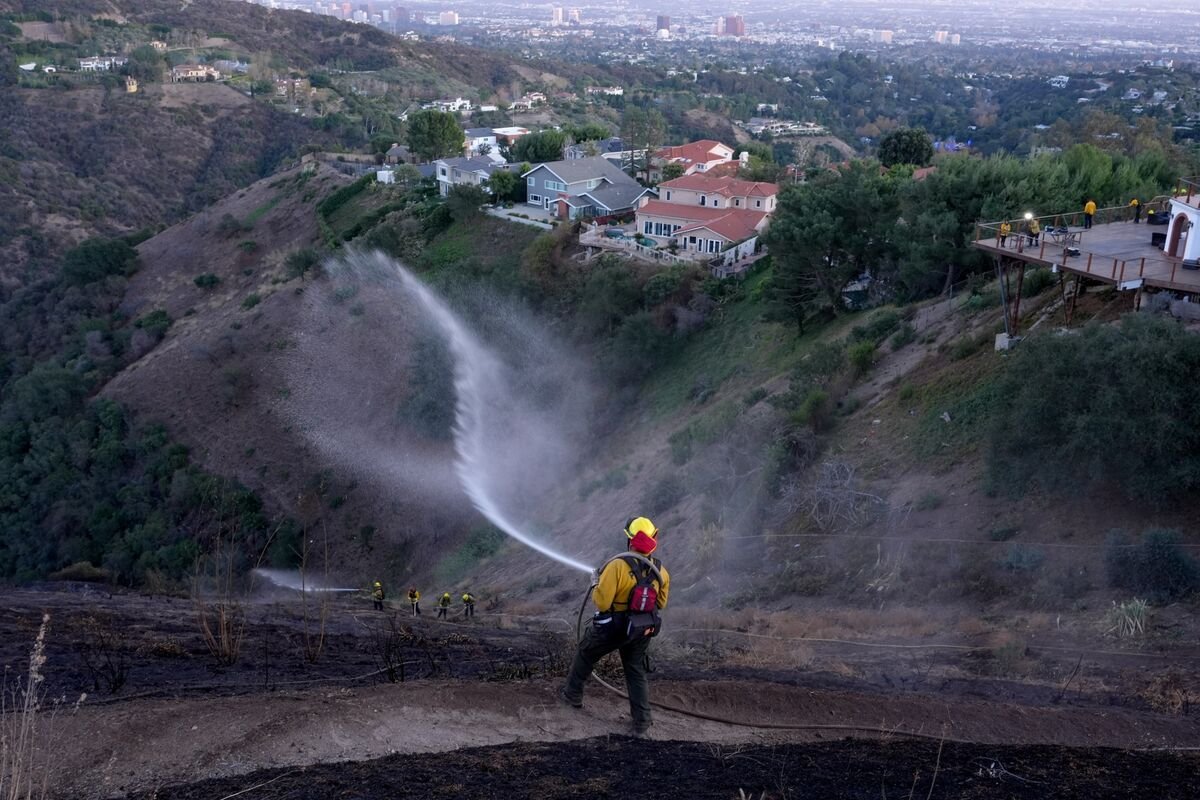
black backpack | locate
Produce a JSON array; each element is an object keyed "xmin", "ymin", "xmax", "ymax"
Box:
[{"xmin": 620, "ymin": 555, "xmax": 663, "ymax": 643}]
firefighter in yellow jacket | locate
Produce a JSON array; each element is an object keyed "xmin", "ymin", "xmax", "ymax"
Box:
[
  {"xmin": 407, "ymin": 587, "xmax": 421, "ymax": 616},
  {"xmin": 437, "ymin": 592, "xmax": 452, "ymax": 619},
  {"xmin": 371, "ymin": 581, "xmax": 385, "ymax": 611},
  {"xmin": 462, "ymin": 591, "xmax": 476, "ymax": 618},
  {"xmin": 560, "ymin": 515, "xmax": 670, "ymax": 736}
]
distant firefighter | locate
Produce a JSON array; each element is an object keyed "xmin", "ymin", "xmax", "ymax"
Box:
[
  {"xmin": 1083, "ymin": 199, "xmax": 1096, "ymax": 229},
  {"xmin": 462, "ymin": 592, "xmax": 476, "ymax": 618},
  {"xmin": 561, "ymin": 515, "xmax": 670, "ymax": 737},
  {"xmin": 437, "ymin": 592, "xmax": 452, "ymax": 619},
  {"xmin": 371, "ymin": 581, "xmax": 385, "ymax": 611},
  {"xmin": 408, "ymin": 587, "xmax": 421, "ymax": 616},
  {"xmin": 1131, "ymin": 197, "xmax": 1141, "ymax": 224},
  {"xmin": 999, "ymin": 221, "xmax": 1011, "ymax": 248}
]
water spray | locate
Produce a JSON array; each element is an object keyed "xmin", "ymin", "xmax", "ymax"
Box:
[{"xmin": 389, "ymin": 263, "xmax": 594, "ymax": 575}]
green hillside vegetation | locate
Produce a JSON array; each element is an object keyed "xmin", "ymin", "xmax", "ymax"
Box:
[{"xmin": 0, "ymin": 235, "xmax": 291, "ymax": 583}]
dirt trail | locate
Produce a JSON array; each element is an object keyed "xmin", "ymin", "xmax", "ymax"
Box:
[{"xmin": 48, "ymin": 677, "xmax": 1200, "ymax": 799}]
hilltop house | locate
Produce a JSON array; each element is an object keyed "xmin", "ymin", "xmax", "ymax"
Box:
[
  {"xmin": 79, "ymin": 56, "xmax": 128, "ymax": 72},
  {"xmin": 656, "ymin": 174, "xmax": 779, "ymax": 213},
  {"xmin": 386, "ymin": 144, "xmax": 419, "ymax": 165},
  {"xmin": 564, "ymin": 137, "xmax": 646, "ymax": 167},
  {"xmin": 171, "ymin": 64, "xmax": 220, "ymax": 82},
  {"xmin": 424, "ymin": 97, "xmax": 474, "ymax": 115},
  {"xmin": 463, "ymin": 127, "xmax": 498, "ymax": 155},
  {"xmin": 647, "ymin": 139, "xmax": 736, "ymax": 182},
  {"xmin": 434, "ymin": 156, "xmax": 517, "ymax": 196},
  {"xmin": 522, "ymin": 157, "xmax": 655, "ymax": 220},
  {"xmin": 635, "ymin": 200, "xmax": 768, "ymax": 260}
]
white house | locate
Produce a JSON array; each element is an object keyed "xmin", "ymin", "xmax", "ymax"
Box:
[
  {"xmin": 635, "ymin": 200, "xmax": 768, "ymax": 257},
  {"xmin": 79, "ymin": 56, "xmax": 128, "ymax": 72},
  {"xmin": 463, "ymin": 127, "xmax": 498, "ymax": 155},
  {"xmin": 1165, "ymin": 192, "xmax": 1200, "ymax": 263},
  {"xmin": 376, "ymin": 169, "xmax": 396, "ymax": 185},
  {"xmin": 434, "ymin": 156, "xmax": 516, "ymax": 196}
]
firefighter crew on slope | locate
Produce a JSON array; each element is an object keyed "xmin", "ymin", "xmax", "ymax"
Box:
[{"xmin": 561, "ymin": 515, "xmax": 670, "ymax": 736}]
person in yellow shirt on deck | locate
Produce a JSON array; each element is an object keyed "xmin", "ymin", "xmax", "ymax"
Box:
[
  {"xmin": 1084, "ymin": 199, "xmax": 1097, "ymax": 229},
  {"xmin": 560, "ymin": 515, "xmax": 670, "ymax": 736}
]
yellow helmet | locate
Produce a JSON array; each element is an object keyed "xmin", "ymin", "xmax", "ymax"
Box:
[
  {"xmin": 374, "ymin": 581, "xmax": 381, "ymax": 587},
  {"xmin": 624, "ymin": 516, "xmax": 659, "ymax": 554}
]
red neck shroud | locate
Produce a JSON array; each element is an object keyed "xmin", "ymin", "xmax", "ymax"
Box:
[{"xmin": 629, "ymin": 530, "xmax": 657, "ymax": 555}]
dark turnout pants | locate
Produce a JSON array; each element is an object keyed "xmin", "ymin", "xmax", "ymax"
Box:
[{"xmin": 564, "ymin": 615, "xmax": 653, "ymax": 728}]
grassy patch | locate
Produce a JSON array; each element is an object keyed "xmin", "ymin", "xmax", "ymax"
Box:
[
  {"xmin": 910, "ymin": 356, "xmax": 1001, "ymax": 462},
  {"xmin": 243, "ymin": 194, "xmax": 284, "ymax": 226}
]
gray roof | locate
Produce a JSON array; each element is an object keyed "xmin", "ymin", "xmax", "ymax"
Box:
[
  {"xmin": 524, "ymin": 156, "xmax": 640, "ymax": 188},
  {"xmin": 464, "ymin": 127, "xmax": 495, "ymax": 138},
  {"xmin": 582, "ymin": 184, "xmax": 655, "ymax": 212},
  {"xmin": 387, "ymin": 144, "xmax": 411, "ymax": 156},
  {"xmin": 437, "ymin": 156, "xmax": 507, "ymax": 175}
]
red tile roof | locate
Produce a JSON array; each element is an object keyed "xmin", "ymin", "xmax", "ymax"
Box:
[
  {"xmin": 653, "ymin": 139, "xmax": 733, "ymax": 165},
  {"xmin": 638, "ymin": 200, "xmax": 767, "ymax": 242},
  {"xmin": 659, "ymin": 173, "xmax": 778, "ymax": 198}
]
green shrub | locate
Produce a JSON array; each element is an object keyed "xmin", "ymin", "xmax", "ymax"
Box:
[
  {"xmin": 1022, "ymin": 268, "xmax": 1055, "ymax": 297},
  {"xmin": 61, "ymin": 238, "xmax": 139, "ymax": 286},
  {"xmin": 890, "ymin": 322, "xmax": 917, "ymax": 348},
  {"xmin": 792, "ymin": 388, "xmax": 832, "ymax": 433},
  {"xmin": 285, "ymin": 248, "xmax": 321, "ymax": 280},
  {"xmin": 134, "ymin": 309, "xmax": 172, "ymax": 340},
  {"xmin": 238, "ymin": 240, "xmax": 258, "ymax": 254},
  {"xmin": 1001, "ymin": 544, "xmax": 1044, "ymax": 573},
  {"xmin": 849, "ymin": 310, "xmax": 900, "ymax": 345},
  {"xmin": 48, "ymin": 561, "xmax": 112, "ymax": 583},
  {"xmin": 848, "ymin": 340, "xmax": 876, "ymax": 374},
  {"xmin": 241, "ymin": 293, "xmax": 262, "ymax": 310},
  {"xmin": 194, "ymin": 273, "xmax": 220, "ymax": 289},
  {"xmin": 743, "ymin": 387, "xmax": 768, "ymax": 407},
  {"xmin": 987, "ymin": 315, "xmax": 1200, "ymax": 505}
]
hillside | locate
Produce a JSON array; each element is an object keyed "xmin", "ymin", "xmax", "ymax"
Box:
[{"xmin": 0, "ymin": 82, "xmax": 338, "ymax": 288}]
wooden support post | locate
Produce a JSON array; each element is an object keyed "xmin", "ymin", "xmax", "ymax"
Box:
[
  {"xmin": 1111, "ymin": 259, "xmax": 1118, "ymax": 279},
  {"xmin": 1011, "ymin": 262, "xmax": 1026, "ymax": 334},
  {"xmin": 1119, "ymin": 261, "xmax": 1126, "ymax": 283},
  {"xmin": 1086, "ymin": 252, "xmax": 1093, "ymax": 273},
  {"xmin": 1172, "ymin": 261, "xmax": 1178, "ymax": 285},
  {"xmin": 1140, "ymin": 257, "xmax": 1146, "ymax": 277},
  {"xmin": 1066, "ymin": 277, "xmax": 1083, "ymax": 326}
]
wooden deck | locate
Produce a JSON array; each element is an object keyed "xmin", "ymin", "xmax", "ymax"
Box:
[{"xmin": 974, "ymin": 219, "xmax": 1200, "ymax": 294}]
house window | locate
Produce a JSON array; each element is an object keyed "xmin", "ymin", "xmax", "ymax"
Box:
[
  {"xmin": 665, "ymin": 191, "xmax": 672, "ymax": 201},
  {"xmin": 700, "ymin": 195, "xmax": 706, "ymax": 206},
  {"xmin": 755, "ymin": 200, "xmax": 762, "ymax": 208},
  {"xmin": 734, "ymin": 199, "xmax": 741, "ymax": 207},
  {"xmin": 545, "ymin": 180, "xmax": 566, "ymax": 192},
  {"xmin": 529, "ymin": 194, "xmax": 542, "ymax": 204},
  {"xmin": 527, "ymin": 177, "xmax": 535, "ymax": 186},
  {"xmin": 644, "ymin": 221, "xmax": 653, "ymax": 235},
  {"xmin": 440, "ymin": 168, "xmax": 447, "ymax": 177},
  {"xmin": 587, "ymin": 179, "xmax": 600, "ymax": 189}
]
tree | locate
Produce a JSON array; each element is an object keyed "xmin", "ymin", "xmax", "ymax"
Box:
[
  {"xmin": 61, "ymin": 238, "xmax": 139, "ymax": 286},
  {"xmin": 877, "ymin": 128, "xmax": 934, "ymax": 168},
  {"xmin": 445, "ymin": 184, "xmax": 489, "ymax": 221},
  {"xmin": 765, "ymin": 161, "xmax": 897, "ymax": 324},
  {"xmin": 566, "ymin": 122, "xmax": 611, "ymax": 142},
  {"xmin": 406, "ymin": 109, "xmax": 463, "ymax": 162},
  {"xmin": 125, "ymin": 45, "xmax": 164, "ymax": 83},
  {"xmin": 661, "ymin": 162, "xmax": 686, "ymax": 181},
  {"xmin": 511, "ymin": 130, "xmax": 567, "ymax": 163},
  {"xmin": 486, "ymin": 169, "xmax": 518, "ymax": 201},
  {"xmin": 621, "ymin": 106, "xmax": 666, "ymax": 178}
]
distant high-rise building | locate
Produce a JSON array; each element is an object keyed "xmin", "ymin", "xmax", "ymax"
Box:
[
  {"xmin": 950, "ymin": 33, "xmax": 961, "ymax": 45},
  {"xmin": 568, "ymin": 8, "xmax": 581, "ymax": 23},
  {"xmin": 724, "ymin": 14, "xmax": 745, "ymax": 37},
  {"xmin": 714, "ymin": 16, "xmax": 725, "ymax": 35},
  {"xmin": 871, "ymin": 29, "xmax": 893, "ymax": 44},
  {"xmin": 933, "ymin": 30, "xmax": 949, "ymax": 44},
  {"xmin": 656, "ymin": 15, "xmax": 670, "ymax": 31},
  {"xmin": 439, "ymin": 10, "xmax": 458, "ymax": 25},
  {"xmin": 552, "ymin": 6, "xmax": 564, "ymax": 25}
]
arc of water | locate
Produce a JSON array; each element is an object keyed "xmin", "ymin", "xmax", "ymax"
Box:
[{"xmin": 393, "ymin": 265, "xmax": 593, "ymax": 575}]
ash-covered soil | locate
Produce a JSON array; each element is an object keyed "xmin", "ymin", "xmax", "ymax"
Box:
[{"xmin": 133, "ymin": 737, "xmax": 1200, "ymax": 800}]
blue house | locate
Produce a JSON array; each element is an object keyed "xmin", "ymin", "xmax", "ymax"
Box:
[{"xmin": 520, "ymin": 157, "xmax": 655, "ymax": 220}]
